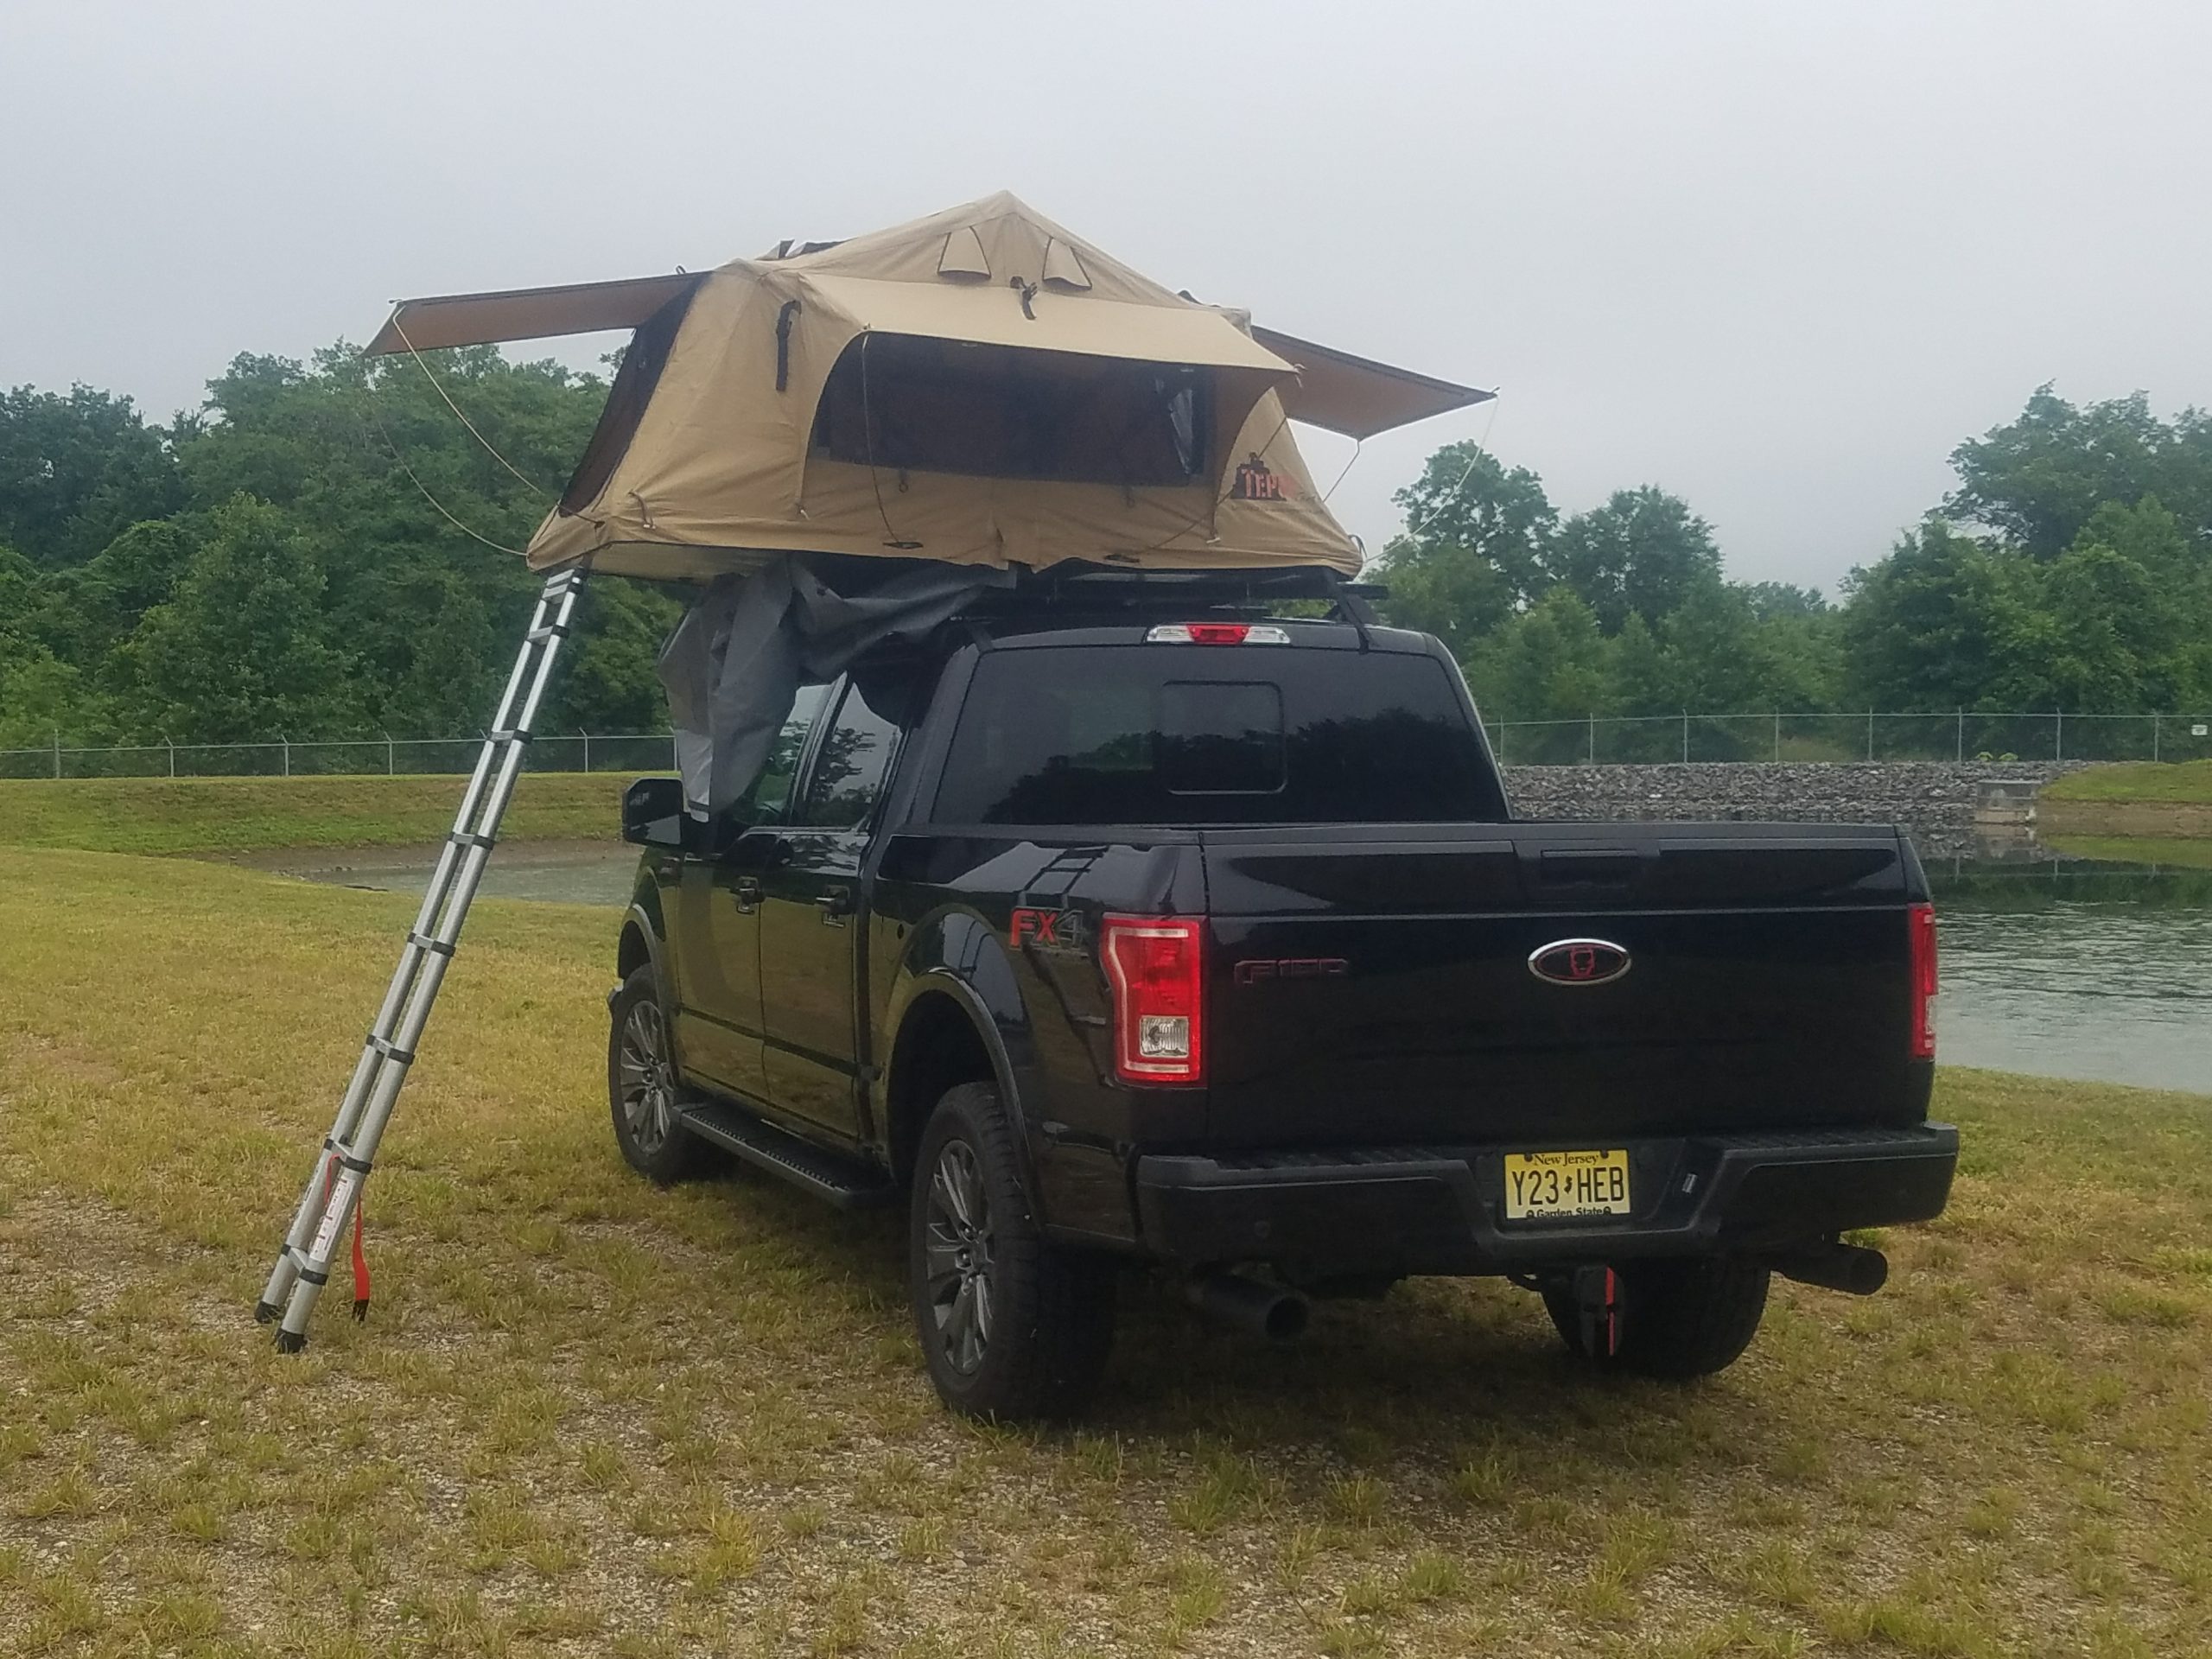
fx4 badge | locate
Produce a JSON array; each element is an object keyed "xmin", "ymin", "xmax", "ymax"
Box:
[
  {"xmin": 1010, "ymin": 907, "xmax": 1084, "ymax": 950},
  {"xmin": 1528, "ymin": 938, "xmax": 1631, "ymax": 986}
]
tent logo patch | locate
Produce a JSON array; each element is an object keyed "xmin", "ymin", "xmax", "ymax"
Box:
[{"xmin": 1232, "ymin": 457, "xmax": 1299, "ymax": 502}]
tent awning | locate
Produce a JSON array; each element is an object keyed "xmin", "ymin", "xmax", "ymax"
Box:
[
  {"xmin": 363, "ymin": 273, "xmax": 701, "ymax": 356},
  {"xmin": 360, "ymin": 278, "xmax": 1482, "ymax": 438},
  {"xmin": 794, "ymin": 274, "xmax": 1294, "ymax": 373},
  {"xmin": 1250, "ymin": 326, "xmax": 1493, "ymax": 440}
]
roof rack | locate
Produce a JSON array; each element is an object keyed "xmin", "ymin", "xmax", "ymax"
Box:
[{"xmin": 966, "ymin": 561, "xmax": 1385, "ymax": 626}]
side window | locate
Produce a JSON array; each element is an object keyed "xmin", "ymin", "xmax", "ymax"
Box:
[
  {"xmin": 798, "ymin": 671, "xmax": 908, "ymax": 830},
  {"xmin": 731, "ymin": 683, "xmax": 831, "ymax": 824}
]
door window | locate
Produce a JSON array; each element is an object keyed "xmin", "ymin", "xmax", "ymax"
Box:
[
  {"xmin": 798, "ymin": 671, "xmax": 908, "ymax": 830},
  {"xmin": 731, "ymin": 683, "xmax": 831, "ymax": 825}
]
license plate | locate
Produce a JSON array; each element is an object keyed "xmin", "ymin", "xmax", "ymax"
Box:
[{"xmin": 1503, "ymin": 1148, "xmax": 1632, "ymax": 1220}]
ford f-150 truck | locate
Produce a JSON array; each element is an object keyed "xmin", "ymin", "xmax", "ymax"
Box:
[{"xmin": 607, "ymin": 569, "xmax": 1955, "ymax": 1421}]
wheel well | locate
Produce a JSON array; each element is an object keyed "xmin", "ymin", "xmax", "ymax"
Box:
[
  {"xmin": 886, "ymin": 992, "xmax": 997, "ymax": 1185},
  {"xmin": 617, "ymin": 921, "xmax": 652, "ymax": 982}
]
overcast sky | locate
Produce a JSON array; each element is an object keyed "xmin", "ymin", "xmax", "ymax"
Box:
[{"xmin": 4, "ymin": 2, "xmax": 2207, "ymax": 593}]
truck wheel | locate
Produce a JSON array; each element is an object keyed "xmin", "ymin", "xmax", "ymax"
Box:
[
  {"xmin": 1542, "ymin": 1257, "xmax": 1770, "ymax": 1379},
  {"xmin": 908, "ymin": 1082, "xmax": 1116, "ymax": 1421},
  {"xmin": 607, "ymin": 964, "xmax": 707, "ymax": 1185}
]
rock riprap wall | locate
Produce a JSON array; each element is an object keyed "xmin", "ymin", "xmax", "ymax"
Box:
[{"xmin": 1500, "ymin": 761, "xmax": 2084, "ymax": 849}]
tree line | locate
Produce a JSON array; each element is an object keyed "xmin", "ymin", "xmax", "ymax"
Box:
[
  {"xmin": 0, "ymin": 349, "xmax": 677, "ymax": 751},
  {"xmin": 1378, "ymin": 389, "xmax": 2212, "ymax": 729},
  {"xmin": 2, "ymin": 348, "xmax": 2208, "ymax": 756}
]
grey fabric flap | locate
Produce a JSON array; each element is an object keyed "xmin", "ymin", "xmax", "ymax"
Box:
[{"xmin": 657, "ymin": 555, "xmax": 1008, "ymax": 815}]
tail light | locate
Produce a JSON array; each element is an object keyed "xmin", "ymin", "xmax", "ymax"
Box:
[
  {"xmin": 1908, "ymin": 901, "xmax": 1937, "ymax": 1060},
  {"xmin": 1101, "ymin": 915, "xmax": 1205, "ymax": 1084}
]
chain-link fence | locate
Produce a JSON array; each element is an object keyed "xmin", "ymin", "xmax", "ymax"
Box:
[
  {"xmin": 0, "ymin": 733, "xmax": 679, "ymax": 781},
  {"xmin": 1480, "ymin": 711, "xmax": 2212, "ymax": 766},
  {"xmin": 5, "ymin": 712, "xmax": 2211, "ymax": 780}
]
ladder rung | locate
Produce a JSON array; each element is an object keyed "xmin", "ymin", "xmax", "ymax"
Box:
[
  {"xmin": 448, "ymin": 831, "xmax": 497, "ymax": 851},
  {"xmin": 524, "ymin": 623, "xmax": 570, "ymax": 643},
  {"xmin": 366, "ymin": 1033, "xmax": 416, "ymax": 1065},
  {"xmin": 406, "ymin": 931, "xmax": 456, "ymax": 959},
  {"xmin": 486, "ymin": 728, "xmax": 531, "ymax": 744}
]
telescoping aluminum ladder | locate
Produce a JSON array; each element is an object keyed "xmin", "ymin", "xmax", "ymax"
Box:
[{"xmin": 256, "ymin": 564, "xmax": 587, "ymax": 1351}]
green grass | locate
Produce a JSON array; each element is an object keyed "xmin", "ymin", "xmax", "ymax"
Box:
[
  {"xmin": 2045, "ymin": 760, "xmax": 2212, "ymax": 806},
  {"xmin": 2046, "ymin": 834, "xmax": 2212, "ymax": 871},
  {"xmin": 3, "ymin": 846, "xmax": 2210, "ymax": 1654},
  {"xmin": 0, "ymin": 772, "xmax": 629, "ymax": 855}
]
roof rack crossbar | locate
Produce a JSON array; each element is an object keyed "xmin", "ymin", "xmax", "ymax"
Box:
[{"xmin": 960, "ymin": 562, "xmax": 1386, "ymax": 627}]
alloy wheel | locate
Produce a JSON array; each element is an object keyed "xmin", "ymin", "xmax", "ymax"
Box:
[
  {"xmin": 617, "ymin": 1000, "xmax": 676, "ymax": 1155},
  {"xmin": 923, "ymin": 1138, "xmax": 995, "ymax": 1375}
]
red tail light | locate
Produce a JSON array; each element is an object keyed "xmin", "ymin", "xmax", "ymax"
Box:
[
  {"xmin": 1101, "ymin": 915, "xmax": 1205, "ymax": 1084},
  {"xmin": 1908, "ymin": 901, "xmax": 1937, "ymax": 1060}
]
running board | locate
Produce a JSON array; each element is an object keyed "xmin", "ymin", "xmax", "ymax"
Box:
[{"xmin": 677, "ymin": 1101, "xmax": 899, "ymax": 1211}]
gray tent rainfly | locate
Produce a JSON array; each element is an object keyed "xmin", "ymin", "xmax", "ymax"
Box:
[{"xmin": 257, "ymin": 193, "xmax": 1490, "ymax": 1351}]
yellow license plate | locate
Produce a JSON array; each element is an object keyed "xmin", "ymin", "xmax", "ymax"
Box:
[{"xmin": 1503, "ymin": 1148, "xmax": 1632, "ymax": 1220}]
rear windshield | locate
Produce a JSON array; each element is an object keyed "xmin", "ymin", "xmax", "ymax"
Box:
[{"xmin": 931, "ymin": 644, "xmax": 1507, "ymax": 826}]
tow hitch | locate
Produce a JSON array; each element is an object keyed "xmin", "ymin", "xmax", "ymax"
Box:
[{"xmin": 1571, "ymin": 1264, "xmax": 1621, "ymax": 1358}]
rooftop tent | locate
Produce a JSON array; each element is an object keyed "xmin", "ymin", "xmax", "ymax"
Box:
[{"xmin": 364, "ymin": 193, "xmax": 1492, "ymax": 581}]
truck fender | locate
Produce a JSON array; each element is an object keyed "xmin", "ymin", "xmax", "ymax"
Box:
[
  {"xmin": 877, "ymin": 909, "xmax": 1046, "ymax": 1204},
  {"xmin": 614, "ymin": 893, "xmax": 677, "ymax": 1026}
]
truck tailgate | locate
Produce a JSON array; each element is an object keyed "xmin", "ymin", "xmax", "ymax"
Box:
[{"xmin": 1198, "ymin": 823, "xmax": 1929, "ymax": 1149}]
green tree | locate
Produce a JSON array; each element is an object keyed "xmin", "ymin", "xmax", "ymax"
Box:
[
  {"xmin": 118, "ymin": 496, "xmax": 359, "ymax": 742},
  {"xmin": 31, "ymin": 519, "xmax": 199, "ymax": 666},
  {"xmin": 1546, "ymin": 486, "xmax": 1725, "ymax": 632},
  {"xmin": 1463, "ymin": 589, "xmax": 1611, "ymax": 724},
  {"xmin": 1840, "ymin": 523, "xmax": 2011, "ymax": 710},
  {"xmin": 1376, "ymin": 443, "xmax": 1555, "ymax": 645},
  {"xmin": 1945, "ymin": 387, "xmax": 2212, "ymax": 560},
  {"xmin": 0, "ymin": 385, "xmax": 182, "ymax": 568}
]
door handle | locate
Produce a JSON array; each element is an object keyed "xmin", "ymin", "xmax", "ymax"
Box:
[
  {"xmin": 732, "ymin": 877, "xmax": 761, "ymax": 914},
  {"xmin": 815, "ymin": 887, "xmax": 853, "ymax": 925}
]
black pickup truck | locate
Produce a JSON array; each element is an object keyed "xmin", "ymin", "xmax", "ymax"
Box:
[{"xmin": 608, "ymin": 574, "xmax": 1955, "ymax": 1420}]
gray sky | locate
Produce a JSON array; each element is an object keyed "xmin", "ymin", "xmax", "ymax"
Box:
[{"xmin": 4, "ymin": 2, "xmax": 2208, "ymax": 593}]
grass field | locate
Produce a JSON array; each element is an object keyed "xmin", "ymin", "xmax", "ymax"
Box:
[
  {"xmin": 2044, "ymin": 760, "xmax": 2212, "ymax": 809},
  {"xmin": 0, "ymin": 774, "xmax": 627, "ymax": 856},
  {"xmin": 3, "ymin": 849, "xmax": 2210, "ymax": 1656}
]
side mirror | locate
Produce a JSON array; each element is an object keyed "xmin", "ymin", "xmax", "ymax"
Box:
[{"xmin": 621, "ymin": 777, "xmax": 690, "ymax": 848}]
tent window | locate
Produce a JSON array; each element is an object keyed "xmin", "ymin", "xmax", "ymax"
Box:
[
  {"xmin": 810, "ymin": 334, "xmax": 1211, "ymax": 487},
  {"xmin": 557, "ymin": 284, "xmax": 696, "ymax": 516}
]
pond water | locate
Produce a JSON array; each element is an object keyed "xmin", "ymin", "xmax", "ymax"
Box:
[
  {"xmin": 1925, "ymin": 841, "xmax": 2212, "ymax": 1095},
  {"xmin": 248, "ymin": 830, "xmax": 2212, "ymax": 1098}
]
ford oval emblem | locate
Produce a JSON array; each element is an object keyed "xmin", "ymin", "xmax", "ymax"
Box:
[{"xmin": 1529, "ymin": 938, "xmax": 1631, "ymax": 986}]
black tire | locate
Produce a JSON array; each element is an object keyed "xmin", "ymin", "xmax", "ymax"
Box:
[
  {"xmin": 1543, "ymin": 1256, "xmax": 1770, "ymax": 1379},
  {"xmin": 908, "ymin": 1082, "xmax": 1116, "ymax": 1421},
  {"xmin": 607, "ymin": 963, "xmax": 708, "ymax": 1185}
]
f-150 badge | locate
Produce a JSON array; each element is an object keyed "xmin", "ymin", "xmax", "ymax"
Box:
[{"xmin": 1528, "ymin": 938, "xmax": 1631, "ymax": 986}]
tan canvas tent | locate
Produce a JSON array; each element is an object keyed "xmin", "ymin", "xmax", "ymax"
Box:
[{"xmin": 365, "ymin": 193, "xmax": 1490, "ymax": 582}]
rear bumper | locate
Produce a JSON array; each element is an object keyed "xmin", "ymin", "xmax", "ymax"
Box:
[{"xmin": 1132, "ymin": 1123, "xmax": 1959, "ymax": 1274}]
